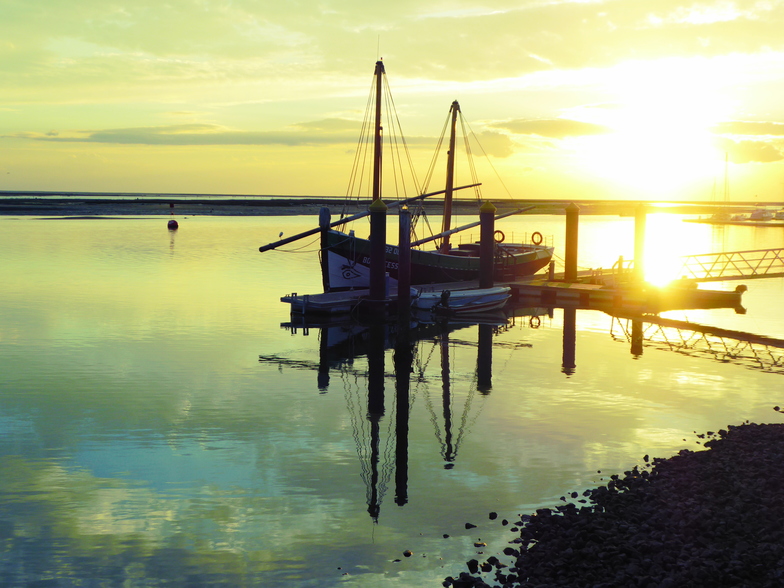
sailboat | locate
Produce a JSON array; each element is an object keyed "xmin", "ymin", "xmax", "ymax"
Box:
[{"xmin": 260, "ymin": 60, "xmax": 554, "ymax": 292}]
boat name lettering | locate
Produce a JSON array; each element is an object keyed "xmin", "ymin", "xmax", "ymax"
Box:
[{"xmin": 361, "ymin": 256, "xmax": 399, "ymax": 270}]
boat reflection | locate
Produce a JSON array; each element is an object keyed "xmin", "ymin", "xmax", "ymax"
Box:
[
  {"xmin": 265, "ymin": 306, "xmax": 547, "ymax": 521},
  {"xmin": 260, "ymin": 298, "xmax": 783, "ymax": 522}
]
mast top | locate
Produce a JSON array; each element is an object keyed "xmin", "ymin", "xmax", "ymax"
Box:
[{"xmin": 375, "ymin": 60, "xmax": 385, "ymax": 74}]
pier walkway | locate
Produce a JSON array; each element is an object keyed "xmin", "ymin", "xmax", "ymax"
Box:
[{"xmin": 676, "ymin": 248, "xmax": 784, "ymax": 282}]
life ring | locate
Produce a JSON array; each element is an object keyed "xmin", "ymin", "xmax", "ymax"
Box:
[
  {"xmin": 493, "ymin": 230, "xmax": 505, "ymax": 243},
  {"xmin": 529, "ymin": 316, "xmax": 541, "ymax": 329},
  {"xmin": 531, "ymin": 231, "xmax": 543, "ymax": 245}
]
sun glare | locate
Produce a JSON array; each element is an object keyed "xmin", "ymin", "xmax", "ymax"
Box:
[{"xmin": 570, "ymin": 59, "xmax": 732, "ymax": 199}]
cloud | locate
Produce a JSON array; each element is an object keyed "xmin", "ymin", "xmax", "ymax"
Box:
[
  {"xmin": 4, "ymin": 121, "xmax": 437, "ymax": 147},
  {"xmin": 491, "ymin": 119, "xmax": 610, "ymax": 139},
  {"xmin": 469, "ymin": 130, "xmax": 515, "ymax": 158},
  {"xmin": 4, "ymin": 0, "xmax": 784, "ymax": 92},
  {"xmin": 717, "ymin": 138, "xmax": 784, "ymax": 163},
  {"xmin": 713, "ymin": 121, "xmax": 784, "ymax": 136}
]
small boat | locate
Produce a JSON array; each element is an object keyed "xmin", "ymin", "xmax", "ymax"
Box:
[
  {"xmin": 749, "ymin": 208, "xmax": 773, "ymax": 221},
  {"xmin": 411, "ymin": 286, "xmax": 511, "ymax": 314}
]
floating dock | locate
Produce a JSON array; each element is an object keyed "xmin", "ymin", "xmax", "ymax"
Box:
[{"xmin": 282, "ymin": 275, "xmax": 746, "ymax": 316}]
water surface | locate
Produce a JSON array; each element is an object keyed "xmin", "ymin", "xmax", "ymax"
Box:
[{"xmin": 1, "ymin": 213, "xmax": 783, "ymax": 586}]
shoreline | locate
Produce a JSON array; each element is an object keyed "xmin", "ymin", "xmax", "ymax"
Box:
[
  {"xmin": 0, "ymin": 197, "xmax": 739, "ymax": 218},
  {"xmin": 446, "ymin": 421, "xmax": 784, "ymax": 588}
]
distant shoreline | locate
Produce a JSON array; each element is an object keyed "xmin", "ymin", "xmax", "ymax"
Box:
[{"xmin": 0, "ymin": 196, "xmax": 761, "ymax": 218}]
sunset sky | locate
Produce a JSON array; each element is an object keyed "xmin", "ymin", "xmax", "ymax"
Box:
[{"xmin": 2, "ymin": 0, "xmax": 784, "ymax": 201}]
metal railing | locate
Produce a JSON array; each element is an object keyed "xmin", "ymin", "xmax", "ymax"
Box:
[{"xmin": 678, "ymin": 248, "xmax": 784, "ymax": 281}]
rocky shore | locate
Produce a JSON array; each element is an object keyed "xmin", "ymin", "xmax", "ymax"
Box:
[{"xmin": 445, "ymin": 422, "xmax": 784, "ymax": 588}]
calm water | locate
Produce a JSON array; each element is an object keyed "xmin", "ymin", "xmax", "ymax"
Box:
[{"xmin": 1, "ymin": 212, "xmax": 783, "ymax": 587}]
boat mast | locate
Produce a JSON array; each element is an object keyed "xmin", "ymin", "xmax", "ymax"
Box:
[
  {"xmin": 440, "ymin": 101, "xmax": 460, "ymax": 252},
  {"xmin": 372, "ymin": 60, "xmax": 385, "ymax": 202}
]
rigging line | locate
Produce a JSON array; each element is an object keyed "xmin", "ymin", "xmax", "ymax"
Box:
[
  {"xmin": 459, "ymin": 113, "xmax": 483, "ymax": 202},
  {"xmin": 383, "ymin": 86, "xmax": 402, "ymax": 202},
  {"xmin": 421, "ymin": 107, "xmax": 452, "ymax": 196},
  {"xmin": 343, "ymin": 75, "xmax": 378, "ymax": 217},
  {"xmin": 462, "ymin": 117, "xmax": 514, "ymax": 200},
  {"xmin": 452, "ymin": 376, "xmax": 486, "ymax": 459},
  {"xmin": 344, "ymin": 369, "xmax": 372, "ymax": 484},
  {"xmin": 383, "ymin": 74, "xmax": 423, "ymax": 196},
  {"xmin": 276, "ymin": 235, "xmax": 322, "ymax": 253}
]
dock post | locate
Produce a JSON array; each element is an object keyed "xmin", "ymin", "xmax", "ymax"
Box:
[
  {"xmin": 479, "ymin": 201, "xmax": 497, "ymax": 289},
  {"xmin": 634, "ymin": 204, "xmax": 647, "ymax": 283},
  {"xmin": 319, "ymin": 207, "xmax": 331, "ymax": 293},
  {"xmin": 369, "ymin": 199, "xmax": 388, "ymax": 310},
  {"xmin": 397, "ymin": 206, "xmax": 412, "ymax": 314},
  {"xmin": 565, "ymin": 203, "xmax": 580, "ymax": 282}
]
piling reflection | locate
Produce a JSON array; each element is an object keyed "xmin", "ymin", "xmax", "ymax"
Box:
[{"xmin": 562, "ymin": 307, "xmax": 577, "ymax": 376}]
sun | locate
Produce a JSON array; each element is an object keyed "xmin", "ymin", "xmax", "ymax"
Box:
[{"xmin": 568, "ymin": 59, "xmax": 732, "ymax": 199}]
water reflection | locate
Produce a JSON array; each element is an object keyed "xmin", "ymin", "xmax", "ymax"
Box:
[
  {"xmin": 269, "ymin": 294, "xmax": 784, "ymax": 528},
  {"xmin": 270, "ymin": 311, "xmax": 515, "ymax": 523}
]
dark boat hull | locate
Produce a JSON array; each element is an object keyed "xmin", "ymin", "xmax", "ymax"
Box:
[{"xmin": 324, "ymin": 230, "xmax": 553, "ymax": 291}]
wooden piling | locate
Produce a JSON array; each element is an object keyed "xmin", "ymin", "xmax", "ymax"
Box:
[
  {"xmin": 369, "ymin": 199, "xmax": 388, "ymax": 306},
  {"xmin": 564, "ymin": 203, "xmax": 580, "ymax": 282},
  {"xmin": 319, "ymin": 207, "xmax": 331, "ymax": 293},
  {"xmin": 634, "ymin": 204, "xmax": 647, "ymax": 283},
  {"xmin": 397, "ymin": 206, "xmax": 412, "ymax": 312},
  {"xmin": 479, "ymin": 201, "xmax": 497, "ymax": 289}
]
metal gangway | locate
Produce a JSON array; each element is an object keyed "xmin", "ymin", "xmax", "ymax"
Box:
[
  {"xmin": 678, "ymin": 248, "xmax": 784, "ymax": 282},
  {"xmin": 610, "ymin": 315, "xmax": 784, "ymax": 375}
]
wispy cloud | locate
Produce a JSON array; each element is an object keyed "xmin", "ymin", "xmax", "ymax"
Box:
[
  {"xmin": 719, "ymin": 138, "xmax": 784, "ymax": 164},
  {"xmin": 5, "ymin": 121, "xmax": 435, "ymax": 147},
  {"xmin": 713, "ymin": 121, "xmax": 784, "ymax": 136},
  {"xmin": 491, "ymin": 119, "xmax": 610, "ymax": 139}
]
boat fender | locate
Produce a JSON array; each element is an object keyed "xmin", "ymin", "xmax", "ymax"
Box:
[
  {"xmin": 493, "ymin": 230, "xmax": 505, "ymax": 243},
  {"xmin": 531, "ymin": 231, "xmax": 543, "ymax": 245}
]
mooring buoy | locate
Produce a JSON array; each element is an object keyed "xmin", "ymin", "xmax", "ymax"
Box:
[{"xmin": 168, "ymin": 219, "xmax": 179, "ymax": 230}]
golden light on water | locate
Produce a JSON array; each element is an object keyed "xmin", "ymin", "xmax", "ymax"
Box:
[{"xmin": 642, "ymin": 214, "xmax": 707, "ymax": 286}]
